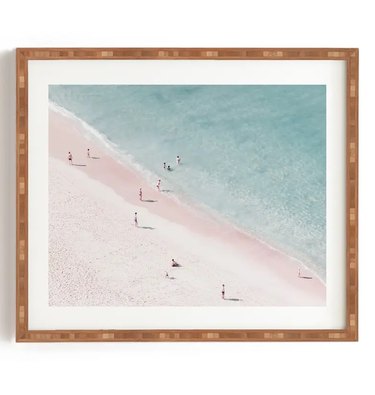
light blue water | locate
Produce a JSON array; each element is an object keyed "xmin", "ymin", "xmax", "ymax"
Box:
[{"xmin": 49, "ymin": 85, "xmax": 326, "ymax": 279}]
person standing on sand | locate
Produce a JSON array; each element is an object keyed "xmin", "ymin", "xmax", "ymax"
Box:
[
  {"xmin": 176, "ymin": 155, "xmax": 181, "ymax": 165},
  {"xmin": 157, "ymin": 179, "xmax": 161, "ymax": 191},
  {"xmin": 134, "ymin": 212, "xmax": 138, "ymax": 227},
  {"xmin": 171, "ymin": 259, "xmax": 178, "ymax": 267},
  {"xmin": 68, "ymin": 152, "xmax": 72, "ymax": 165},
  {"xmin": 87, "ymin": 148, "xmax": 90, "ymax": 158},
  {"xmin": 298, "ymin": 268, "xmax": 301, "ymax": 278},
  {"xmin": 222, "ymin": 284, "xmax": 225, "ymax": 299},
  {"xmin": 139, "ymin": 188, "xmax": 143, "ymax": 201}
]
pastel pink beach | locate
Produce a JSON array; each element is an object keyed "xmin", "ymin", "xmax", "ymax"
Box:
[{"xmin": 48, "ymin": 106, "xmax": 326, "ymax": 306}]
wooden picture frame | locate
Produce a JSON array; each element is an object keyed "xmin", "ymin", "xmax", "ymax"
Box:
[{"xmin": 16, "ymin": 48, "xmax": 358, "ymax": 342}]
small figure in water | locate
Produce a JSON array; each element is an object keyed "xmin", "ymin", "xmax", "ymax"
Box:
[
  {"xmin": 134, "ymin": 212, "xmax": 138, "ymax": 227},
  {"xmin": 222, "ymin": 284, "xmax": 225, "ymax": 299},
  {"xmin": 171, "ymin": 259, "xmax": 178, "ymax": 267},
  {"xmin": 68, "ymin": 152, "xmax": 73, "ymax": 165},
  {"xmin": 139, "ymin": 188, "xmax": 143, "ymax": 201},
  {"xmin": 163, "ymin": 162, "xmax": 166, "ymax": 170},
  {"xmin": 176, "ymin": 155, "xmax": 181, "ymax": 165},
  {"xmin": 157, "ymin": 179, "xmax": 161, "ymax": 191},
  {"xmin": 167, "ymin": 165, "xmax": 171, "ymax": 171},
  {"xmin": 87, "ymin": 148, "xmax": 90, "ymax": 158}
]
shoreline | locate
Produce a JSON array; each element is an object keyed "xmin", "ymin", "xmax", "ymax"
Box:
[
  {"xmin": 48, "ymin": 104, "xmax": 326, "ymax": 306},
  {"xmin": 50, "ymin": 102, "xmax": 324, "ymax": 282}
]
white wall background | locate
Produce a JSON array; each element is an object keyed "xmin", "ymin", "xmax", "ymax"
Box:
[{"xmin": 0, "ymin": 1, "xmax": 373, "ymax": 394}]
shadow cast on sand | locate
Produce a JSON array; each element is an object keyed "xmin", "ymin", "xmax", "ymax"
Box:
[
  {"xmin": 161, "ymin": 189, "xmax": 173, "ymax": 193},
  {"xmin": 72, "ymin": 164, "xmax": 87, "ymax": 167},
  {"xmin": 142, "ymin": 199, "xmax": 157, "ymax": 203},
  {"xmin": 140, "ymin": 226, "xmax": 155, "ymax": 230},
  {"xmin": 224, "ymin": 298, "xmax": 243, "ymax": 302},
  {"xmin": 300, "ymin": 276, "xmax": 313, "ymax": 280},
  {"xmin": 91, "ymin": 156, "xmax": 100, "ymax": 159}
]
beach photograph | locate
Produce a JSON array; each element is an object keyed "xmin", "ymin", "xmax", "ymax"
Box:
[{"xmin": 48, "ymin": 85, "xmax": 326, "ymax": 306}]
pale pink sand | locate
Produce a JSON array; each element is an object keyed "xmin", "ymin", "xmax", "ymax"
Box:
[{"xmin": 48, "ymin": 105, "xmax": 326, "ymax": 306}]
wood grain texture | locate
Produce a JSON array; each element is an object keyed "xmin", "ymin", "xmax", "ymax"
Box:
[{"xmin": 16, "ymin": 48, "xmax": 359, "ymax": 342}]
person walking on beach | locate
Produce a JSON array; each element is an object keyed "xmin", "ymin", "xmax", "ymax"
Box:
[
  {"xmin": 157, "ymin": 179, "xmax": 161, "ymax": 192},
  {"xmin": 87, "ymin": 148, "xmax": 90, "ymax": 158},
  {"xmin": 176, "ymin": 155, "xmax": 181, "ymax": 165},
  {"xmin": 134, "ymin": 212, "xmax": 138, "ymax": 227},
  {"xmin": 68, "ymin": 152, "xmax": 72, "ymax": 165},
  {"xmin": 221, "ymin": 284, "xmax": 225, "ymax": 299},
  {"xmin": 139, "ymin": 188, "xmax": 143, "ymax": 201}
]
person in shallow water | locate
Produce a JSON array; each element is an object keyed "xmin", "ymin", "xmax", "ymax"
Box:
[
  {"xmin": 167, "ymin": 165, "xmax": 172, "ymax": 171},
  {"xmin": 163, "ymin": 162, "xmax": 166, "ymax": 169},
  {"xmin": 176, "ymin": 155, "xmax": 181, "ymax": 165}
]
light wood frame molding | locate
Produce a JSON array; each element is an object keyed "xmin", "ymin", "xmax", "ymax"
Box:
[{"xmin": 16, "ymin": 48, "xmax": 358, "ymax": 342}]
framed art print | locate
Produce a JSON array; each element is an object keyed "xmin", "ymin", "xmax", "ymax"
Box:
[{"xmin": 16, "ymin": 48, "xmax": 358, "ymax": 341}]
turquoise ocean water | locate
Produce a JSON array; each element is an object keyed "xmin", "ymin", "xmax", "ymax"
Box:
[{"xmin": 49, "ymin": 85, "xmax": 326, "ymax": 280}]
